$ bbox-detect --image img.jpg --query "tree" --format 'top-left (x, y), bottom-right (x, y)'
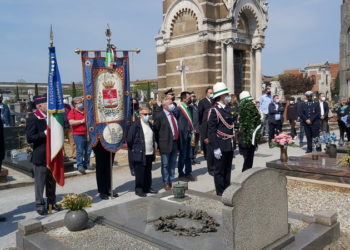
top-left (278, 73), bottom-right (315, 96)
top-left (332, 72), bottom-right (340, 98)
top-left (72, 81), bottom-right (77, 98)
top-left (15, 85), bottom-right (20, 101)
top-left (34, 84), bottom-right (39, 96)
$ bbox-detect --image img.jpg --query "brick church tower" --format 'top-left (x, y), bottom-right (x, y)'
top-left (156, 0), bottom-right (268, 99)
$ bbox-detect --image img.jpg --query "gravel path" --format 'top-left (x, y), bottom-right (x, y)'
top-left (287, 179), bottom-right (350, 249)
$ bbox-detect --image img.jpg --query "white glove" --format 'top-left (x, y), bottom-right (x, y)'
top-left (214, 148), bottom-right (222, 160)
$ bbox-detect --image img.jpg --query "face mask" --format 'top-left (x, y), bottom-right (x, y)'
top-left (187, 99), bottom-right (192, 105)
top-left (192, 98), bottom-right (197, 103)
top-left (77, 103), bottom-right (84, 110)
top-left (171, 96), bottom-right (175, 101)
top-left (224, 95), bottom-right (232, 104)
top-left (304, 99), bottom-right (308, 103)
top-left (209, 94), bottom-right (213, 99)
top-left (142, 115), bottom-right (149, 123)
top-left (290, 101), bottom-right (294, 104)
top-left (168, 104), bottom-right (175, 112)
top-left (275, 99), bottom-right (280, 103)
top-left (321, 97), bottom-right (326, 101)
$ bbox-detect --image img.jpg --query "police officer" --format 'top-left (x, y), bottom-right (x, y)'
top-left (208, 82), bottom-right (235, 196)
top-left (299, 91), bottom-right (321, 153)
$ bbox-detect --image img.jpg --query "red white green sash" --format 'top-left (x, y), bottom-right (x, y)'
top-left (179, 103), bottom-right (193, 130)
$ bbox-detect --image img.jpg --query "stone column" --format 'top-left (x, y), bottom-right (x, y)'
top-left (226, 42), bottom-right (235, 93)
top-left (253, 43), bottom-right (263, 99)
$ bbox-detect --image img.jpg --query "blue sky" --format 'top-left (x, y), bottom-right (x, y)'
top-left (0, 0), bottom-right (341, 83)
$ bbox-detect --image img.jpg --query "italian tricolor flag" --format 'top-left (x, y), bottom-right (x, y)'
top-left (46, 46), bottom-right (65, 186)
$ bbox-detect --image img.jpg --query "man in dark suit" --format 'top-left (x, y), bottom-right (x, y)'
top-left (0, 108), bottom-right (6, 222)
top-left (198, 87), bottom-right (214, 174)
top-left (318, 93), bottom-right (329, 134)
top-left (174, 91), bottom-right (195, 182)
top-left (26, 94), bottom-right (61, 215)
top-left (153, 98), bottom-right (179, 190)
top-left (299, 91), bottom-right (321, 153)
top-left (268, 95), bottom-right (284, 147)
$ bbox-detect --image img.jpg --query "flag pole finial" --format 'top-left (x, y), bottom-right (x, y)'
top-left (50, 25), bottom-right (54, 47)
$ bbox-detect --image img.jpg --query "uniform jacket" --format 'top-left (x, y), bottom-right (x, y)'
top-left (126, 120), bottom-right (155, 166)
top-left (173, 104), bottom-right (193, 145)
top-left (299, 101), bottom-right (321, 125)
top-left (198, 97), bottom-right (212, 125)
top-left (208, 103), bottom-right (235, 152)
top-left (153, 110), bottom-right (177, 154)
top-left (268, 102), bottom-right (284, 124)
top-left (26, 111), bottom-right (47, 166)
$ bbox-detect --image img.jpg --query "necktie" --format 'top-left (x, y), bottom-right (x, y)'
top-left (170, 113), bottom-right (179, 140)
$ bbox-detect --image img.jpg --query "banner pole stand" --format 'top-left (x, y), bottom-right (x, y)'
top-left (110, 151), bottom-right (113, 200)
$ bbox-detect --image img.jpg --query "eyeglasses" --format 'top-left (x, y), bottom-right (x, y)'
top-left (141, 113), bottom-right (151, 116)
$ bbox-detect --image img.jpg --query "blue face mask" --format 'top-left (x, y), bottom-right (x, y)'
top-left (142, 115), bottom-right (150, 123)
top-left (77, 103), bottom-right (84, 110)
top-left (168, 104), bottom-right (175, 112)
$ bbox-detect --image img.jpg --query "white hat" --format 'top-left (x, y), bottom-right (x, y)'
top-left (239, 91), bottom-right (253, 101)
top-left (305, 91), bottom-right (313, 96)
top-left (213, 82), bottom-right (230, 99)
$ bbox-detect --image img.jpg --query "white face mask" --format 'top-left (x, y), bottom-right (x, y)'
top-left (290, 101), bottom-right (294, 104)
top-left (275, 99), bottom-right (280, 103)
top-left (321, 97), bottom-right (326, 101)
top-left (168, 104), bottom-right (175, 112)
top-left (224, 95), bottom-right (232, 104)
top-left (304, 99), bottom-right (308, 103)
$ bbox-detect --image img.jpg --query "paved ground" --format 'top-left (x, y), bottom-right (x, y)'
top-left (0, 138), bottom-right (314, 250)
top-left (2, 127), bottom-right (350, 250)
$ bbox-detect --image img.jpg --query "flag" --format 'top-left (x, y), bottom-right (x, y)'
top-left (46, 46), bottom-right (65, 186)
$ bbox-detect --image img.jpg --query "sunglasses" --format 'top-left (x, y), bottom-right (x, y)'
top-left (141, 113), bottom-right (151, 116)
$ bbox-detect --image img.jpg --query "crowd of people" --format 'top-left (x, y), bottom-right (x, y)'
top-left (2, 82), bottom-right (350, 218)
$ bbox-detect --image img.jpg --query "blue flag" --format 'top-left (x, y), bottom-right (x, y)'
top-left (48, 46), bottom-right (64, 113)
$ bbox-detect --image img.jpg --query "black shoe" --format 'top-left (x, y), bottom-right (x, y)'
top-left (78, 167), bottom-right (86, 175)
top-left (37, 208), bottom-right (48, 216)
top-left (0, 216), bottom-right (6, 222)
top-left (135, 192), bottom-right (147, 197)
top-left (208, 171), bottom-right (214, 176)
top-left (178, 176), bottom-right (189, 182)
top-left (47, 203), bottom-right (62, 212)
top-left (107, 191), bottom-right (119, 198)
top-left (87, 166), bottom-right (95, 171)
top-left (99, 193), bottom-right (109, 200)
top-left (306, 150), bottom-right (312, 153)
top-left (145, 189), bottom-right (158, 194)
top-left (186, 174), bottom-right (197, 182)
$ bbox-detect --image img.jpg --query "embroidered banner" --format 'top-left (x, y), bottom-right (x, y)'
top-left (80, 51), bottom-right (131, 152)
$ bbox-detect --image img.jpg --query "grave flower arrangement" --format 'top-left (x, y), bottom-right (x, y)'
top-left (271, 134), bottom-right (295, 148)
top-left (271, 134), bottom-right (296, 163)
top-left (59, 193), bottom-right (92, 232)
top-left (321, 132), bottom-right (337, 145)
top-left (337, 144), bottom-right (350, 168)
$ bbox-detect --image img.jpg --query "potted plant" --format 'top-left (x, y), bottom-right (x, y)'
top-left (271, 134), bottom-right (295, 163)
top-left (59, 193), bottom-right (92, 232)
top-left (321, 133), bottom-right (337, 158)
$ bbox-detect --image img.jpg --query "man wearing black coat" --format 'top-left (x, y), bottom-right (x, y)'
top-left (174, 91), bottom-right (195, 182)
top-left (318, 93), bottom-right (329, 133)
top-left (299, 91), bottom-right (321, 153)
top-left (286, 97), bottom-right (298, 138)
top-left (0, 108), bottom-right (6, 222)
top-left (26, 94), bottom-right (61, 215)
top-left (153, 98), bottom-right (179, 190)
top-left (126, 107), bottom-right (157, 197)
top-left (198, 87), bottom-right (214, 174)
top-left (268, 95), bottom-right (284, 147)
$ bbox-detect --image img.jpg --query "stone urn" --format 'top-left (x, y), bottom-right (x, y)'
top-left (172, 182), bottom-right (186, 199)
top-left (64, 209), bottom-right (88, 231)
top-left (328, 144), bottom-right (337, 158)
top-left (280, 146), bottom-right (288, 163)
